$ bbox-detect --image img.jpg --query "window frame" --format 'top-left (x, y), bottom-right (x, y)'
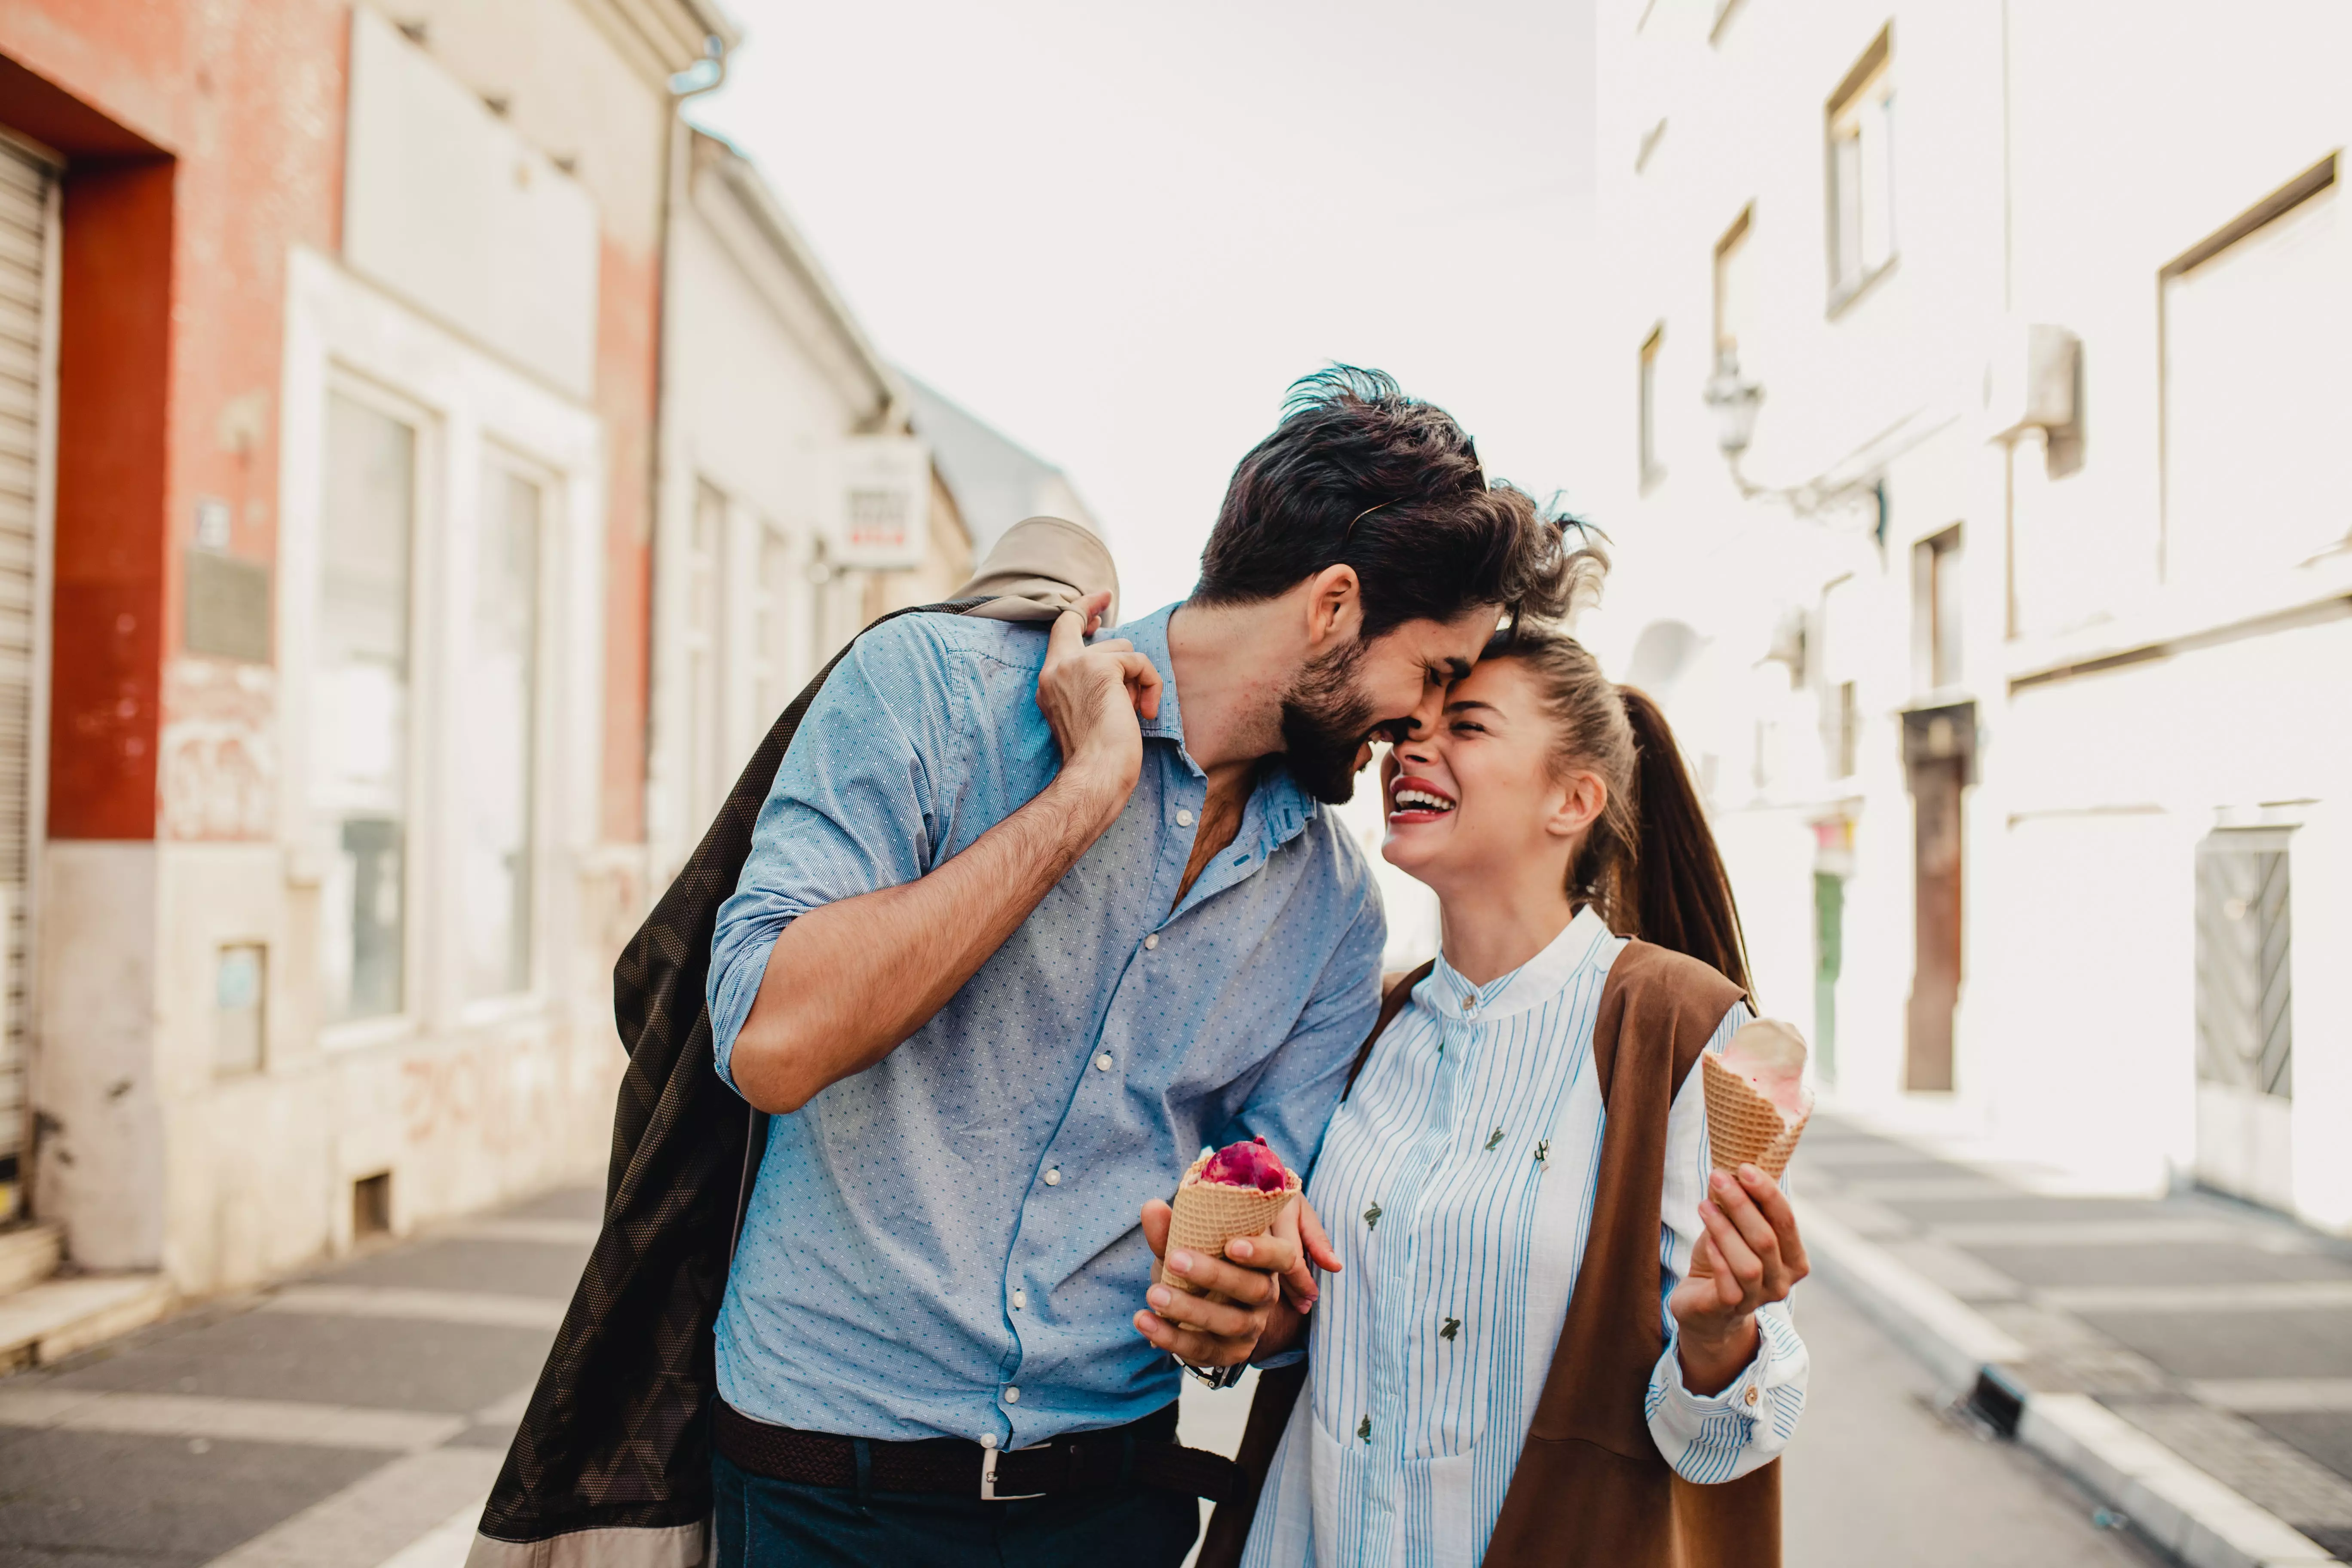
top-left (1714, 206), bottom-right (1754, 371)
top-left (1638, 324), bottom-right (1666, 491)
top-left (278, 247), bottom-right (605, 1059)
top-left (1824, 27), bottom-right (1897, 310)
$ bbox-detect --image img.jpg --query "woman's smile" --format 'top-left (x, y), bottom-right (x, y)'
top-left (1386, 773), bottom-right (1458, 825)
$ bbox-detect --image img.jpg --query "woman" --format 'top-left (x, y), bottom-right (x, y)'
top-left (1148, 603), bottom-right (1810, 1568)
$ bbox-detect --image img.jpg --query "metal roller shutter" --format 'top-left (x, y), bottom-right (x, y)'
top-left (0, 135), bottom-right (55, 1220)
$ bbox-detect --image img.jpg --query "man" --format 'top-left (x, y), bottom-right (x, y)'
top-left (706, 368), bottom-right (1569, 1565)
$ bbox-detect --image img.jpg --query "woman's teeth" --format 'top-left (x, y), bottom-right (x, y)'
top-left (1392, 789), bottom-right (1454, 813)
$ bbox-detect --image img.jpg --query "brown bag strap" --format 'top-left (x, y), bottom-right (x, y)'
top-left (1342, 959), bottom-right (1434, 1099)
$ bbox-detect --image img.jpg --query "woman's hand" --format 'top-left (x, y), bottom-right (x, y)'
top-left (1668, 1164), bottom-right (1810, 1396)
top-left (1132, 1194), bottom-right (1342, 1368)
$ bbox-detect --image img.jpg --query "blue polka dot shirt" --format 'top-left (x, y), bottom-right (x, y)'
top-left (707, 604), bottom-right (1387, 1445)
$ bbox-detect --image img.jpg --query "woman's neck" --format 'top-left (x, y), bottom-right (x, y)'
top-left (1433, 871), bottom-right (1578, 986)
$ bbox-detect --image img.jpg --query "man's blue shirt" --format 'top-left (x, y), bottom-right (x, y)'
top-left (707, 604), bottom-right (1386, 1446)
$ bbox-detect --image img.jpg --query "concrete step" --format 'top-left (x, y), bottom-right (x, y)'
top-left (0, 1273), bottom-right (173, 1374)
top-left (0, 1221), bottom-right (62, 1295)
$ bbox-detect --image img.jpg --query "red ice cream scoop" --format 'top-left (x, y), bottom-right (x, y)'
top-left (1200, 1135), bottom-right (1289, 1192)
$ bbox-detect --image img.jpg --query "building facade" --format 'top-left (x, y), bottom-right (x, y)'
top-left (0, 0), bottom-right (726, 1293)
top-left (647, 128), bottom-right (977, 887)
top-left (1585, 0), bottom-right (2352, 1228)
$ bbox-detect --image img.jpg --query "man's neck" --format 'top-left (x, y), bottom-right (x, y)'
top-left (1163, 599), bottom-right (1289, 772)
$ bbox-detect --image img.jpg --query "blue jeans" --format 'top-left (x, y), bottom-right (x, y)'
top-left (711, 1451), bottom-right (1202, 1568)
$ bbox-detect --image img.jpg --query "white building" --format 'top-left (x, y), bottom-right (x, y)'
top-left (646, 129), bottom-right (980, 887)
top-left (1581, 0), bottom-right (2352, 1228)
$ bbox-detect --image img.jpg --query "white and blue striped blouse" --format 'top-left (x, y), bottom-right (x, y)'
top-left (1240, 907), bottom-right (1808, 1568)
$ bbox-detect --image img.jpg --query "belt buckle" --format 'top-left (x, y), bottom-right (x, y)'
top-left (979, 1441), bottom-right (1048, 1502)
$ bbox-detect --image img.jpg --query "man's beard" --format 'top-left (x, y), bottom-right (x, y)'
top-left (1279, 639), bottom-right (1380, 805)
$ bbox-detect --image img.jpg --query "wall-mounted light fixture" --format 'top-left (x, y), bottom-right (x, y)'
top-left (1702, 349), bottom-right (1904, 523)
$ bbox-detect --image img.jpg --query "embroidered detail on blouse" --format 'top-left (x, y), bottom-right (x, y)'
top-left (1357, 1415), bottom-right (1372, 1443)
top-left (1363, 1202), bottom-right (1382, 1229)
top-left (1534, 1139), bottom-right (1550, 1166)
top-left (1440, 1316), bottom-right (1461, 1341)
top-left (1483, 1126), bottom-right (1504, 1151)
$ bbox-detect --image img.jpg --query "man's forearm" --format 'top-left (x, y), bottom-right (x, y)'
top-left (729, 765), bottom-right (1129, 1113)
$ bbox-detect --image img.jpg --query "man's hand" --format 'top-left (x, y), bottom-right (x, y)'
top-left (1669, 1164), bottom-right (1810, 1395)
top-left (1131, 1193), bottom-right (1342, 1368)
top-left (1036, 591), bottom-right (1162, 821)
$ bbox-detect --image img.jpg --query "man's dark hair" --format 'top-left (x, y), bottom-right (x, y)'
top-left (1193, 366), bottom-right (1572, 637)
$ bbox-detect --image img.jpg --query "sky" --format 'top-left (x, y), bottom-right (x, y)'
top-left (692, 0), bottom-right (1598, 615)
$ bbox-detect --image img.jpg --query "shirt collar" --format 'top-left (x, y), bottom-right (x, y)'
top-left (1115, 601), bottom-right (1320, 844)
top-left (1431, 905), bottom-right (1616, 1020)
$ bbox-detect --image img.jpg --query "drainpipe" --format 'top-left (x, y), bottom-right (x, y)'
top-left (644, 29), bottom-right (729, 879)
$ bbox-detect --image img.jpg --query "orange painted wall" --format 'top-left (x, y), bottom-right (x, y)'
top-left (5, 3), bottom-right (661, 850)
top-left (4, 0), bottom-right (347, 839)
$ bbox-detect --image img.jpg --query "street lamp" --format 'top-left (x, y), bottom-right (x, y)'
top-left (1704, 351), bottom-right (1764, 458)
top-left (1702, 347), bottom-right (1882, 523)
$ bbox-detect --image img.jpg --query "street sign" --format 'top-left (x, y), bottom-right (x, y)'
top-left (824, 435), bottom-right (931, 570)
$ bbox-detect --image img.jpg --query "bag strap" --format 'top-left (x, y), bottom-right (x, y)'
top-left (1342, 959), bottom-right (1435, 1100)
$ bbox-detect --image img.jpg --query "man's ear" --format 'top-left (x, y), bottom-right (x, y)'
top-left (1544, 771), bottom-right (1607, 842)
top-left (1304, 565), bottom-right (1363, 650)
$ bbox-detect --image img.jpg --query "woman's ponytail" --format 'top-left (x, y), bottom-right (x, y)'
top-left (1618, 686), bottom-right (1753, 997)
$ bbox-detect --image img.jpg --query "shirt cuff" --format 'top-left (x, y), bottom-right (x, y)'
top-left (1251, 1347), bottom-right (1306, 1371)
top-left (1653, 1328), bottom-right (1772, 1424)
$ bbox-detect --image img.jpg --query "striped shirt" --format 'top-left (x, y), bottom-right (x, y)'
top-left (1240, 907), bottom-right (1808, 1568)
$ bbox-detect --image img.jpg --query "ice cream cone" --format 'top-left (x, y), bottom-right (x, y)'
top-left (1700, 1052), bottom-right (1810, 1182)
top-left (1159, 1153), bottom-right (1302, 1301)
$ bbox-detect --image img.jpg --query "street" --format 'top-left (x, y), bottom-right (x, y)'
top-left (5, 1179), bottom-right (2161, 1568)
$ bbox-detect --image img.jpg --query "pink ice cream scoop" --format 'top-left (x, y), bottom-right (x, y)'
top-left (1721, 1019), bottom-right (1810, 1122)
top-left (1201, 1135), bottom-right (1290, 1192)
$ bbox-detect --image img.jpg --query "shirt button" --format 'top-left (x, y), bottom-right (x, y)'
top-left (981, 1433), bottom-right (999, 1450)
top-left (1095, 1053), bottom-right (1113, 1072)
top-left (1176, 809), bottom-right (1194, 827)
top-left (1004, 1387), bottom-right (1021, 1404)
top-left (1143, 934), bottom-right (1160, 950)
top-left (1012, 1289), bottom-right (1028, 1309)
top-left (1044, 1168), bottom-right (1062, 1186)
top-left (1745, 1386), bottom-right (1761, 1406)
top-left (1461, 997), bottom-right (1476, 1014)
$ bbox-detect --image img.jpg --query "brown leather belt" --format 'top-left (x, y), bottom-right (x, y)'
top-left (713, 1398), bottom-right (1238, 1503)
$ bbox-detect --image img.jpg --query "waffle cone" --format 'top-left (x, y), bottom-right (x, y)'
top-left (1159, 1155), bottom-right (1301, 1301)
top-left (1700, 1052), bottom-right (1810, 1182)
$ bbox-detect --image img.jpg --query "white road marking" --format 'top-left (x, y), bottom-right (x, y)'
top-left (264, 1285), bottom-right (566, 1330)
top-left (443, 1219), bottom-right (601, 1247)
top-left (0, 1387), bottom-right (462, 1450)
top-left (2189, 1377), bottom-right (2352, 1414)
top-left (200, 1446), bottom-right (503, 1568)
top-left (372, 1501), bottom-right (482, 1568)
top-left (1929, 1219), bottom-right (2321, 1251)
top-left (469, 1384), bottom-right (536, 1427)
top-left (2038, 1280), bottom-right (2352, 1314)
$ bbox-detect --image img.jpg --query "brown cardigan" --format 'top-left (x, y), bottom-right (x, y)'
top-left (1197, 939), bottom-right (1779, 1568)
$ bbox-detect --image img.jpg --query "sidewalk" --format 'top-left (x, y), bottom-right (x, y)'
top-left (0, 1187), bottom-right (595, 1568)
top-left (1794, 1111), bottom-right (2352, 1567)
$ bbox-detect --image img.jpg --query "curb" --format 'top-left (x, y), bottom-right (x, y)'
top-left (0, 1273), bottom-right (174, 1373)
top-left (1795, 1197), bottom-right (2344, 1568)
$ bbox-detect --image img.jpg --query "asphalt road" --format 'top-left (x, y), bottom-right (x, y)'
top-left (3, 1182), bottom-right (2169, 1567)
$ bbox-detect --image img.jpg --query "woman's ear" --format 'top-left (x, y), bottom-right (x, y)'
top-left (1544, 770), bottom-right (1607, 842)
top-left (1304, 564), bottom-right (1363, 649)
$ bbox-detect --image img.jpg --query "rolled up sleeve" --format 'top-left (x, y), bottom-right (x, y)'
top-left (1645, 1000), bottom-right (1810, 1483)
top-left (706, 619), bottom-right (963, 1089)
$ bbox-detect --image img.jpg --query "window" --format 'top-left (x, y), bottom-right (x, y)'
top-left (686, 480), bottom-right (728, 822)
top-left (1714, 208), bottom-right (1754, 374)
top-left (316, 391), bottom-right (416, 1023)
top-left (461, 462), bottom-right (542, 1000)
top-left (1827, 29), bottom-right (1895, 300)
top-left (753, 522), bottom-right (794, 726)
top-left (1638, 325), bottom-right (1665, 488)
top-left (2162, 156), bottom-right (2347, 581)
top-left (1835, 680), bottom-right (1859, 778)
top-left (1911, 525), bottom-right (1962, 692)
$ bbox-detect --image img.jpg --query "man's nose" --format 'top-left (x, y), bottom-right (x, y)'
top-left (1396, 684), bottom-right (1446, 742)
